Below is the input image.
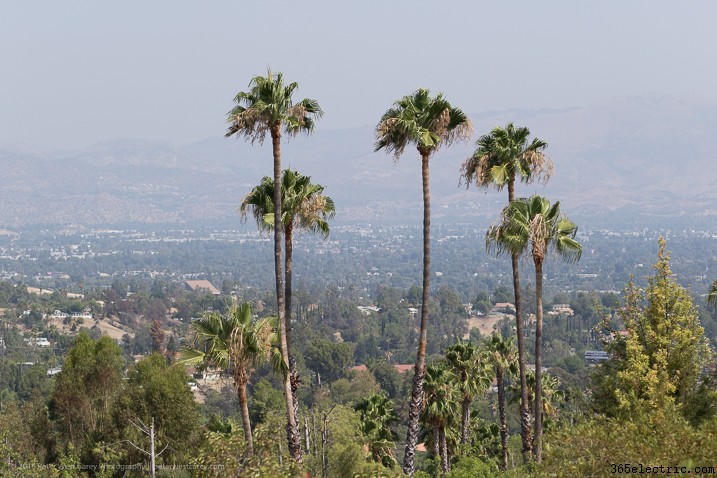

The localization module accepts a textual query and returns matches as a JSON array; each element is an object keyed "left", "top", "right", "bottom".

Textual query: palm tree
[
  {"left": 510, "top": 371, "right": 564, "bottom": 423},
  {"left": 355, "top": 393, "right": 400, "bottom": 468},
  {"left": 242, "top": 169, "right": 335, "bottom": 348},
  {"left": 375, "top": 88, "right": 472, "bottom": 476},
  {"left": 181, "top": 303, "right": 276, "bottom": 456},
  {"left": 484, "top": 333, "right": 518, "bottom": 471},
  {"left": 240, "top": 169, "right": 334, "bottom": 421},
  {"left": 444, "top": 341, "right": 492, "bottom": 446},
  {"left": 708, "top": 280, "right": 717, "bottom": 307},
  {"left": 226, "top": 70, "right": 322, "bottom": 462},
  {"left": 461, "top": 123, "right": 552, "bottom": 460},
  {"left": 421, "top": 365, "right": 459, "bottom": 474},
  {"left": 488, "top": 195, "right": 581, "bottom": 462}
]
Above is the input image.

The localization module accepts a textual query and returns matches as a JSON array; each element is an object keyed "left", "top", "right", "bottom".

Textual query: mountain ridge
[{"left": 1, "top": 93, "right": 715, "bottom": 228}]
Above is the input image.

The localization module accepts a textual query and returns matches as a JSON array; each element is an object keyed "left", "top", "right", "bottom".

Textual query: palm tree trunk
[
  {"left": 439, "top": 425, "right": 449, "bottom": 474},
  {"left": 271, "top": 126, "right": 301, "bottom": 463},
  {"left": 237, "top": 375, "right": 254, "bottom": 456},
  {"left": 508, "top": 178, "right": 533, "bottom": 461},
  {"left": 284, "top": 224, "right": 300, "bottom": 433},
  {"left": 533, "top": 259, "right": 544, "bottom": 463},
  {"left": 433, "top": 427, "right": 440, "bottom": 458},
  {"left": 497, "top": 368, "right": 508, "bottom": 471},
  {"left": 403, "top": 151, "right": 431, "bottom": 477},
  {"left": 460, "top": 396, "right": 470, "bottom": 445},
  {"left": 284, "top": 224, "right": 293, "bottom": 355}
]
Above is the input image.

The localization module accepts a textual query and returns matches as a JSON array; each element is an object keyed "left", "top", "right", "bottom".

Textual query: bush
[{"left": 529, "top": 408, "right": 717, "bottom": 477}]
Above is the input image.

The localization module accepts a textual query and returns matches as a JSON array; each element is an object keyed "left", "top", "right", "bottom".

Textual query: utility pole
[
  {"left": 126, "top": 417, "right": 166, "bottom": 478},
  {"left": 1, "top": 320, "right": 5, "bottom": 390},
  {"left": 321, "top": 405, "right": 336, "bottom": 478},
  {"left": 304, "top": 417, "right": 310, "bottom": 454},
  {"left": 150, "top": 417, "right": 155, "bottom": 478}
]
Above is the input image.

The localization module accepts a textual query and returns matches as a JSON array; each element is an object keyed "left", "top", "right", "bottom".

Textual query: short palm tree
[
  {"left": 485, "top": 333, "right": 518, "bottom": 471},
  {"left": 511, "top": 371, "right": 564, "bottom": 421},
  {"left": 487, "top": 195, "right": 581, "bottom": 462},
  {"left": 461, "top": 123, "right": 552, "bottom": 460},
  {"left": 355, "top": 393, "right": 400, "bottom": 468},
  {"left": 181, "top": 303, "right": 276, "bottom": 456},
  {"left": 226, "top": 70, "right": 322, "bottom": 462},
  {"left": 241, "top": 169, "right": 334, "bottom": 424},
  {"left": 708, "top": 280, "right": 717, "bottom": 307},
  {"left": 444, "top": 341, "right": 492, "bottom": 446},
  {"left": 375, "top": 88, "right": 472, "bottom": 476},
  {"left": 421, "top": 365, "right": 459, "bottom": 474}
]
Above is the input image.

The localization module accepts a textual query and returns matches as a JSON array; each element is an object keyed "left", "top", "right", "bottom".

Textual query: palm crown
[
  {"left": 421, "top": 365, "right": 458, "bottom": 429},
  {"left": 375, "top": 88, "right": 473, "bottom": 158},
  {"left": 461, "top": 122, "right": 552, "bottom": 190},
  {"left": 487, "top": 195, "right": 582, "bottom": 265},
  {"left": 485, "top": 334, "right": 518, "bottom": 375},
  {"left": 444, "top": 342, "right": 492, "bottom": 401},
  {"left": 355, "top": 393, "right": 400, "bottom": 468},
  {"left": 182, "top": 303, "right": 278, "bottom": 376},
  {"left": 240, "top": 169, "right": 335, "bottom": 237},
  {"left": 225, "top": 69, "right": 323, "bottom": 142}
]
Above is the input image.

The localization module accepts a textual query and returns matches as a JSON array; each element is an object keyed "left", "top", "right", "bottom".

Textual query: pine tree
[{"left": 613, "top": 237, "right": 710, "bottom": 414}]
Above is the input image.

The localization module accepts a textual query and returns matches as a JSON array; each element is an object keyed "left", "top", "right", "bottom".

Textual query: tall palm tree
[
  {"left": 375, "top": 88, "right": 472, "bottom": 476},
  {"left": 484, "top": 333, "right": 518, "bottom": 471},
  {"left": 444, "top": 341, "right": 492, "bottom": 446},
  {"left": 181, "top": 303, "right": 276, "bottom": 456},
  {"left": 241, "top": 169, "right": 334, "bottom": 422},
  {"left": 355, "top": 393, "right": 400, "bottom": 468},
  {"left": 488, "top": 195, "right": 581, "bottom": 462},
  {"left": 421, "top": 365, "right": 459, "bottom": 475},
  {"left": 226, "top": 70, "right": 322, "bottom": 462},
  {"left": 242, "top": 169, "right": 335, "bottom": 348},
  {"left": 461, "top": 123, "right": 552, "bottom": 460}
]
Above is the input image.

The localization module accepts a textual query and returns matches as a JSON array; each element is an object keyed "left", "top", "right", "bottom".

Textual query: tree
[
  {"left": 707, "top": 279, "right": 717, "bottom": 307},
  {"left": 375, "top": 88, "right": 472, "bottom": 476},
  {"left": 116, "top": 354, "right": 200, "bottom": 468},
  {"left": 226, "top": 69, "right": 322, "bottom": 462},
  {"left": 182, "top": 303, "right": 277, "bottom": 456},
  {"left": 510, "top": 371, "right": 565, "bottom": 427},
  {"left": 484, "top": 334, "right": 517, "bottom": 471},
  {"left": 241, "top": 169, "right": 335, "bottom": 421},
  {"left": 49, "top": 333, "right": 124, "bottom": 453},
  {"left": 487, "top": 195, "right": 581, "bottom": 462},
  {"left": 461, "top": 123, "right": 552, "bottom": 460},
  {"left": 150, "top": 319, "right": 164, "bottom": 354},
  {"left": 354, "top": 393, "right": 400, "bottom": 468},
  {"left": 444, "top": 341, "right": 492, "bottom": 446},
  {"left": 304, "top": 337, "right": 354, "bottom": 382},
  {"left": 421, "top": 365, "right": 459, "bottom": 474},
  {"left": 612, "top": 238, "right": 710, "bottom": 415}
]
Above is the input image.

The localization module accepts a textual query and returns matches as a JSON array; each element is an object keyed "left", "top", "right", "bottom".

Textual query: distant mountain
[{"left": 1, "top": 93, "right": 716, "bottom": 228}]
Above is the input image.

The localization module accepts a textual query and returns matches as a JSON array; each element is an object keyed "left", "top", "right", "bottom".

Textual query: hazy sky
[{"left": 1, "top": 1, "right": 715, "bottom": 149}]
